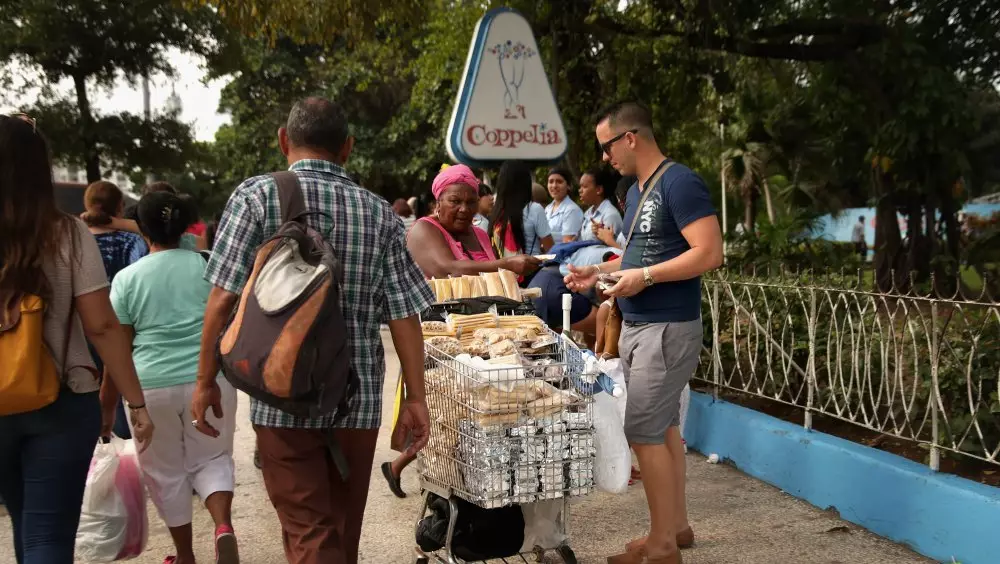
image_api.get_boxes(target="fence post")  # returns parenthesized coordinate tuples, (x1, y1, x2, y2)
(929, 300, 941, 471)
(805, 288, 817, 430)
(712, 282, 721, 401)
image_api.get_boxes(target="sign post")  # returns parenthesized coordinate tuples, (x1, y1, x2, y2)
(446, 8, 568, 168)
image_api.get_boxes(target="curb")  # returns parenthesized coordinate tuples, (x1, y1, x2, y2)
(685, 391, 1000, 564)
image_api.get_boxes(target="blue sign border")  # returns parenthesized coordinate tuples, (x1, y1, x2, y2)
(445, 7, 568, 169)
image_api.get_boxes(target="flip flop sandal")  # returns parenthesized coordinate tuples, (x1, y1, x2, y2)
(381, 462, 407, 499)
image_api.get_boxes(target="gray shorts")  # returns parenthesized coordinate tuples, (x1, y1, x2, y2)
(620, 319, 703, 444)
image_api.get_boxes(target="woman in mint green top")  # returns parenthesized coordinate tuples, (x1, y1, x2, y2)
(102, 192, 240, 564)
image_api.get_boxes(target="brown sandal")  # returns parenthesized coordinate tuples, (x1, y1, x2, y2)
(607, 546, 682, 564)
(625, 527, 695, 553)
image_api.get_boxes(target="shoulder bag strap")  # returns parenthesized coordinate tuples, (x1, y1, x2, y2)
(622, 160, 676, 251)
(271, 171, 306, 224)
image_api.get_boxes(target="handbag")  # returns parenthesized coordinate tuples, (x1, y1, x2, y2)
(0, 239, 75, 415)
(598, 161, 675, 359)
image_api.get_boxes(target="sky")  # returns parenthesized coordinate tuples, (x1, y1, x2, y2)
(4, 49, 229, 142)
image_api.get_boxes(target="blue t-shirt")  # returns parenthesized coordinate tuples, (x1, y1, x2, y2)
(522, 202, 552, 255)
(93, 231, 148, 282)
(545, 199, 584, 242)
(619, 160, 716, 323)
(580, 198, 623, 241)
(110, 249, 211, 389)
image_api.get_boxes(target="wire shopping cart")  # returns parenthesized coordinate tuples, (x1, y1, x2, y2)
(413, 323, 595, 564)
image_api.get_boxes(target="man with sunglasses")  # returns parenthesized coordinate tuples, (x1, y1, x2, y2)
(566, 101, 722, 564)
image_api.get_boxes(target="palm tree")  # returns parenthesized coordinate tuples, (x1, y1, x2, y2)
(722, 142, 774, 231)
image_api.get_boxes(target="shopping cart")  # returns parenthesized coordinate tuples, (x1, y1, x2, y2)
(413, 322, 594, 564)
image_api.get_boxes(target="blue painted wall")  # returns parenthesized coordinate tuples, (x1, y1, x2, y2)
(685, 391, 1000, 564)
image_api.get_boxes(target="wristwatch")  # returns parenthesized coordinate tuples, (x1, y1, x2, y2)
(642, 267, 655, 287)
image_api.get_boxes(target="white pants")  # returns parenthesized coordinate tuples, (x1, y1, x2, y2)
(128, 379, 237, 527)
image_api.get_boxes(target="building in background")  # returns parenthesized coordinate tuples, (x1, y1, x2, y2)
(52, 164, 139, 195)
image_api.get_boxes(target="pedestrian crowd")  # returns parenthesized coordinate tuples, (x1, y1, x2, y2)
(0, 96, 721, 564)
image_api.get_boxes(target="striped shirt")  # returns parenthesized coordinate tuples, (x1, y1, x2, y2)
(205, 159, 434, 429)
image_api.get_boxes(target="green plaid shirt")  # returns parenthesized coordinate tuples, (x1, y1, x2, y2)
(205, 159, 434, 429)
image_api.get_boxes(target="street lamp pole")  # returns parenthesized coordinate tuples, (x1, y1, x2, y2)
(143, 76, 154, 185)
(719, 108, 728, 259)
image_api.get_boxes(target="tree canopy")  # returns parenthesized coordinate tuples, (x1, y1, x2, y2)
(0, 0, 234, 181)
(4, 0, 999, 289)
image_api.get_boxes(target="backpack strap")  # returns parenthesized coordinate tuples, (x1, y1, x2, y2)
(271, 171, 306, 224)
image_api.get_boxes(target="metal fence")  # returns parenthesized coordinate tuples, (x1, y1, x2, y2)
(695, 268, 1000, 469)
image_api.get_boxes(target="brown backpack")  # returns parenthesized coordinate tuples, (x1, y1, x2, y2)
(218, 171, 357, 420)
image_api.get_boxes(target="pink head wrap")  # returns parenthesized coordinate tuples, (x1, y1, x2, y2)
(432, 164, 479, 200)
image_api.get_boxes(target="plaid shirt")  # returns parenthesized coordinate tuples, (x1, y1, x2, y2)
(205, 159, 434, 429)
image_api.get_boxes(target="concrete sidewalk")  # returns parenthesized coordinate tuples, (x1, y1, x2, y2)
(1, 333, 933, 563)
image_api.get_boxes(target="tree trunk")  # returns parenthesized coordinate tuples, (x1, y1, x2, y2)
(743, 190, 758, 232)
(936, 187, 962, 295)
(939, 189, 961, 261)
(762, 178, 776, 223)
(904, 199, 927, 283)
(72, 74, 101, 182)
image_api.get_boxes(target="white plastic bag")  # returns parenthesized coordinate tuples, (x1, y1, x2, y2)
(679, 383, 691, 439)
(76, 438, 148, 561)
(593, 391, 631, 494)
(597, 358, 628, 421)
(520, 499, 565, 552)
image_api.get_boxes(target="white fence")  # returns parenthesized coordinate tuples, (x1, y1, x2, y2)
(695, 269, 1000, 469)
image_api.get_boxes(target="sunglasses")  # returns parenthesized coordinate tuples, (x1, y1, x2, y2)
(8, 112, 37, 133)
(599, 128, 637, 155)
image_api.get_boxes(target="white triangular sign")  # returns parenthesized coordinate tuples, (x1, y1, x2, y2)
(446, 8, 568, 167)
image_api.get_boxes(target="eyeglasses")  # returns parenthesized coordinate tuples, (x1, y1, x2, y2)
(8, 112, 36, 133)
(599, 128, 637, 155)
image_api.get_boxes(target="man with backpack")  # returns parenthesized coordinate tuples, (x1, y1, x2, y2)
(191, 97, 434, 564)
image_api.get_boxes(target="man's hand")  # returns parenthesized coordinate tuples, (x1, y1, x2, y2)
(190, 380, 223, 438)
(564, 264, 599, 292)
(606, 268, 647, 298)
(398, 397, 431, 457)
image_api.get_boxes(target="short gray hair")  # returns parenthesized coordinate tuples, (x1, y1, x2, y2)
(286, 97, 349, 154)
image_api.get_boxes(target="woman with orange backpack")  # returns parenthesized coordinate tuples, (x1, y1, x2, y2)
(0, 113, 153, 563)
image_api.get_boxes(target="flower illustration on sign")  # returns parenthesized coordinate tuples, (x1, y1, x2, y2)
(487, 40, 537, 118)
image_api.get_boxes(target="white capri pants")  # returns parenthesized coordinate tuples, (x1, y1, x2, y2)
(128, 378, 237, 527)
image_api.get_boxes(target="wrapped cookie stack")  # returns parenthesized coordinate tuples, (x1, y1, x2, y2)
(417, 313, 595, 509)
(457, 413, 596, 508)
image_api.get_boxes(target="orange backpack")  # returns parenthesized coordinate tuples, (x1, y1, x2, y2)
(0, 292, 62, 415)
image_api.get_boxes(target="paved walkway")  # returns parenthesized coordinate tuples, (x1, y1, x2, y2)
(1, 333, 933, 563)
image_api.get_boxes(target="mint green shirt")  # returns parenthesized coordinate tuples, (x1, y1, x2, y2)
(110, 249, 210, 389)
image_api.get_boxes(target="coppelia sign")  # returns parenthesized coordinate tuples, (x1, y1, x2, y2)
(446, 7, 568, 167)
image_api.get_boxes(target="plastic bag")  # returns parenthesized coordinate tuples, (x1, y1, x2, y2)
(593, 390, 631, 494)
(76, 438, 148, 561)
(520, 499, 565, 552)
(679, 383, 691, 439)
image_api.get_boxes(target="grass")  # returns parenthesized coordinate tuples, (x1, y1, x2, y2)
(853, 265, 988, 296)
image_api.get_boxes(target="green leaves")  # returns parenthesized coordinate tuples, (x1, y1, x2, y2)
(185, 0, 426, 45)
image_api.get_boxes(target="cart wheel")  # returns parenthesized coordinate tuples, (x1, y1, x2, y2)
(557, 545, 578, 564)
(413, 558, 429, 564)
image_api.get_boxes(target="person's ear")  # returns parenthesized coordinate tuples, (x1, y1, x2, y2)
(278, 127, 290, 156)
(338, 136, 355, 164)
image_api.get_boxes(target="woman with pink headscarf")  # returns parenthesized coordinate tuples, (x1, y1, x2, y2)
(379, 165, 541, 499)
(405, 164, 541, 279)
